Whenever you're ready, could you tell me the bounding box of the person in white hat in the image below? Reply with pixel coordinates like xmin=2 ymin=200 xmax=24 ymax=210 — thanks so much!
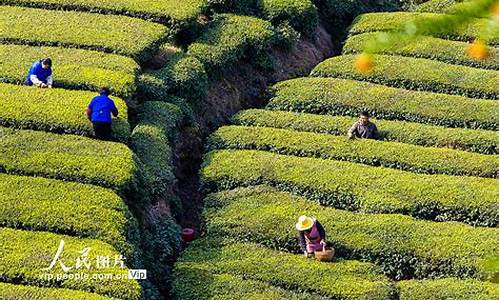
xmin=296 ymin=215 xmax=327 ymax=257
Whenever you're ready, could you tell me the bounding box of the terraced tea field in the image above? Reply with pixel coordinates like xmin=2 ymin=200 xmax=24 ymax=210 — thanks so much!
xmin=0 ymin=0 xmax=497 ymax=299
xmin=0 ymin=0 xmax=203 ymax=298
xmin=173 ymin=0 xmax=500 ymax=299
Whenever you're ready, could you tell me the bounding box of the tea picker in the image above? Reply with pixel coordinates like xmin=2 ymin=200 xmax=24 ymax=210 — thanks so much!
xmin=348 ymin=110 xmax=379 ymax=140
xmin=85 ymin=87 xmax=119 ymax=141
xmin=296 ymin=215 xmax=326 ymax=257
xmin=26 ymin=57 xmax=53 ymax=88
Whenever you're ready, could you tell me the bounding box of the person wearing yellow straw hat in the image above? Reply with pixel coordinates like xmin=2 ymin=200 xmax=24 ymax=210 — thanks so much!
xmin=296 ymin=215 xmax=327 ymax=258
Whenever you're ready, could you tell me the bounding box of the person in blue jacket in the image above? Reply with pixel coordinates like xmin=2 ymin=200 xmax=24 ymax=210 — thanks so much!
xmin=85 ymin=87 xmax=119 ymax=140
xmin=26 ymin=58 xmax=53 ymax=88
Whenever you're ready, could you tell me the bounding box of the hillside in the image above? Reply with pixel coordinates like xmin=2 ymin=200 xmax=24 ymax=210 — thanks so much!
xmin=0 ymin=0 xmax=498 ymax=299
xmin=173 ymin=0 xmax=499 ymax=299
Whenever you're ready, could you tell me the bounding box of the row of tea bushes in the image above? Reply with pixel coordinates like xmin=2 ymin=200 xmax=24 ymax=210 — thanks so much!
xmin=202 ymin=149 xmax=499 ymax=226
xmin=173 ymin=271 xmax=315 ymax=300
xmin=398 ymin=278 xmax=498 ymax=300
xmin=174 ymin=237 xmax=394 ymax=299
xmin=232 ymin=109 xmax=499 ymax=154
xmin=415 ymin=0 xmax=473 ymax=13
xmin=0 ymin=126 xmax=140 ymax=193
xmin=0 ymin=83 xmax=130 ymax=141
xmin=138 ymin=44 xmax=208 ymax=104
xmin=0 ymin=283 xmax=120 ymax=300
xmin=0 ymin=172 xmax=139 ymax=259
xmin=188 ymin=14 xmax=275 ymax=73
xmin=268 ymin=77 xmax=498 ymax=130
xmin=258 ymin=0 xmax=318 ymax=36
xmin=348 ymin=12 xmax=499 ymax=45
xmin=207 ymin=0 xmax=318 ymax=36
xmin=0 ymin=44 xmax=138 ymax=97
xmin=0 ymin=5 xmax=168 ymax=62
xmin=209 ymin=125 xmax=498 ymax=177
xmin=203 ymin=186 xmax=498 ymax=279
xmin=0 ymin=0 xmax=208 ymax=25
xmin=132 ymin=101 xmax=184 ymax=198
xmin=343 ymin=32 xmax=499 ymax=70
xmin=311 ymin=54 xmax=499 ymax=99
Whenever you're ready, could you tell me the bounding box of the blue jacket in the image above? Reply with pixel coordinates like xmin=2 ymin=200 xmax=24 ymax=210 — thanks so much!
xmin=26 ymin=61 xmax=52 ymax=85
xmin=88 ymin=95 xmax=118 ymax=123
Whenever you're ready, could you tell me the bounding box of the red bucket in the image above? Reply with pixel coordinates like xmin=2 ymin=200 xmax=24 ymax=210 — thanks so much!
xmin=181 ymin=228 xmax=195 ymax=243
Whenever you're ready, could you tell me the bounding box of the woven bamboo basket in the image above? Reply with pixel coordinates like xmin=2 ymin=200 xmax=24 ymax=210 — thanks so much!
xmin=315 ymin=247 xmax=335 ymax=262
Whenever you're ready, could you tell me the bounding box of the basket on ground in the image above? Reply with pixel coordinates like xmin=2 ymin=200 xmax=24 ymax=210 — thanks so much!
xmin=315 ymin=247 xmax=335 ymax=262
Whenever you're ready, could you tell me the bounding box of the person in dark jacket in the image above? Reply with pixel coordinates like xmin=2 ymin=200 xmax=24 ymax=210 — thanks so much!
xmin=348 ymin=110 xmax=379 ymax=140
xmin=85 ymin=87 xmax=118 ymax=140
xmin=26 ymin=58 xmax=53 ymax=88
xmin=296 ymin=215 xmax=327 ymax=258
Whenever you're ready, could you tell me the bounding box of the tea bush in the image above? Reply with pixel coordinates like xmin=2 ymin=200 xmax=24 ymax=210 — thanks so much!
xmin=0 ymin=44 xmax=138 ymax=97
xmin=0 ymin=83 xmax=130 ymax=141
xmin=175 ymin=237 xmax=394 ymax=299
xmin=0 ymin=283 xmax=120 ymax=300
xmin=188 ymin=14 xmax=275 ymax=73
xmin=204 ymin=186 xmax=498 ymax=279
xmin=348 ymin=12 xmax=498 ymax=45
xmin=0 ymin=172 xmax=139 ymax=259
xmin=0 ymin=5 xmax=168 ymax=62
xmin=233 ymin=109 xmax=499 ymax=154
xmin=398 ymin=278 xmax=498 ymax=300
xmin=209 ymin=125 xmax=498 ymax=177
xmin=343 ymin=33 xmax=499 ymax=70
xmin=0 ymin=227 xmax=143 ymax=300
xmin=202 ymin=150 xmax=498 ymax=226
xmin=311 ymin=54 xmax=499 ymax=99
xmin=0 ymin=127 xmax=139 ymax=192
xmin=269 ymin=78 xmax=498 ymax=130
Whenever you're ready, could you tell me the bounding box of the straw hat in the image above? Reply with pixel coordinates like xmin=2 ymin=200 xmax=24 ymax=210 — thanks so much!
xmin=295 ymin=215 xmax=315 ymax=231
